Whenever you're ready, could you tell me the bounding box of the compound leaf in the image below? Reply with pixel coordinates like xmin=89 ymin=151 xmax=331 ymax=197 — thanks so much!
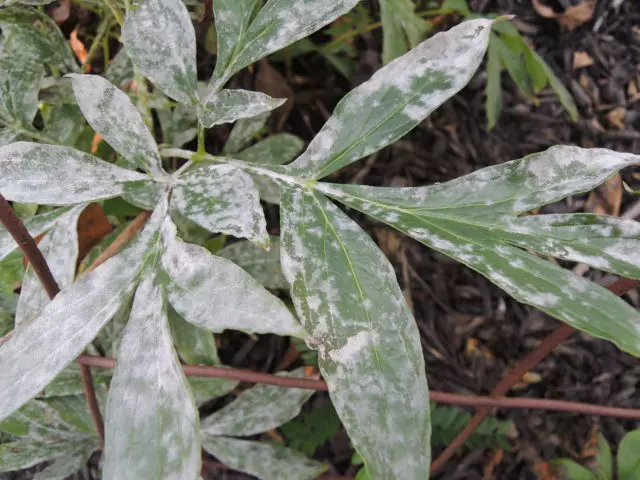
xmin=68 ymin=74 xmax=165 ymax=177
xmin=123 ymin=0 xmax=199 ymax=105
xmin=172 ymin=164 xmax=268 ymax=247
xmin=202 ymin=436 xmax=326 ymax=480
xmin=0 ymin=142 xmax=151 ymax=205
xmin=284 ymin=18 xmax=492 ymax=179
xmin=103 ymin=268 xmax=200 ymax=480
xmin=160 ymin=215 xmax=306 ymax=338
xmin=201 ymin=368 xmax=313 ymax=437
xmin=280 ymin=186 xmax=430 ymax=479
xmin=201 ymin=89 xmax=285 ymax=128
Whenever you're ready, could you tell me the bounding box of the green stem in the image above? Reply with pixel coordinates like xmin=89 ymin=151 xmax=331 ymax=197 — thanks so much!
xmin=197 ymin=123 xmax=206 ymax=155
xmin=12 ymin=125 xmax=60 ymax=145
xmin=82 ymin=16 xmax=113 ymax=73
xmin=104 ymin=0 xmax=125 ymax=26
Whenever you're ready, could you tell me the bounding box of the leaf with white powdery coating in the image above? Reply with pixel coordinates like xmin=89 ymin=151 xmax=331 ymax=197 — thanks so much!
xmin=68 ymin=74 xmax=165 ymax=177
xmin=280 ymin=186 xmax=430 ymax=479
xmin=33 ymin=443 xmax=95 ymax=480
xmin=201 ymin=89 xmax=285 ymax=127
xmin=161 ymin=215 xmax=306 ymax=338
xmin=15 ymin=204 xmax=85 ymax=328
xmin=0 ymin=57 xmax=44 ymax=127
xmin=172 ymin=163 xmax=269 ymax=247
xmin=0 ymin=440 xmax=92 ymax=473
xmin=319 ymin=146 xmax=640 ymax=356
xmin=0 ymin=142 xmax=150 ymax=205
xmin=123 ymin=0 xmax=199 ymax=105
xmin=103 ymin=268 xmax=200 ymax=480
xmin=284 ymin=19 xmax=492 ymax=179
xmin=211 ymin=0 xmax=360 ymax=85
xmin=202 ymin=436 xmax=326 ymax=480
xmin=201 ymin=368 xmax=313 ymax=436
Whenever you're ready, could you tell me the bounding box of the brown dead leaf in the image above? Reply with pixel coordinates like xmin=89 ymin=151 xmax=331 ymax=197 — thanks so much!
xmin=532 ymin=0 xmax=595 ymax=31
xmin=586 ymin=173 xmax=622 ymax=216
xmin=533 ymin=461 xmax=559 ymax=480
xmin=69 ymin=28 xmax=90 ymax=70
xmin=572 ymin=51 xmax=593 ymax=70
xmin=255 ymin=59 xmax=294 ymax=131
xmin=605 ymin=106 xmax=626 ymax=130
xmin=91 ymin=133 xmax=103 ymax=153
xmin=76 ymin=203 xmax=112 ymax=269
xmin=483 ymin=448 xmax=504 ymax=480
xmin=580 ymin=426 xmax=600 ymax=459
xmin=465 ymin=338 xmax=494 ymax=359
xmin=303 ymin=365 xmax=320 ymax=378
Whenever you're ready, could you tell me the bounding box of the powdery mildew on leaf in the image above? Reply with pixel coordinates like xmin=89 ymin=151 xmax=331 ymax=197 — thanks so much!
xmin=160 ymin=215 xmax=307 ymax=338
xmin=122 ymin=180 xmax=165 ymax=210
xmin=123 ymin=0 xmax=199 ymax=105
xmin=0 ymin=57 xmax=44 ymax=126
xmin=218 ymin=237 xmax=289 ymax=290
xmin=222 ymin=112 xmax=269 ymax=155
xmin=201 ymin=368 xmax=313 ymax=437
xmin=68 ymin=74 xmax=165 ymax=177
xmin=201 ymin=89 xmax=286 ymax=127
xmin=31 ymin=443 xmax=94 ymax=480
xmin=202 ymin=436 xmax=326 ymax=480
xmin=0 ymin=439 xmax=91 ymax=473
xmin=0 ymin=400 xmax=85 ymax=441
xmin=0 ymin=142 xmax=149 ymax=205
xmin=284 ymin=18 xmax=492 ymax=179
xmin=280 ymin=186 xmax=430 ymax=479
xmin=15 ymin=204 xmax=85 ymax=328
xmin=103 ymin=269 xmax=200 ymax=480
xmin=172 ymin=164 xmax=269 ymax=247
xmin=0 ymin=207 xmax=73 ymax=261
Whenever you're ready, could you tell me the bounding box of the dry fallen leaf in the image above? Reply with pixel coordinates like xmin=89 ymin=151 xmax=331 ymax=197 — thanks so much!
xmin=532 ymin=461 xmax=559 ymax=480
xmin=605 ymin=106 xmax=626 ymax=130
xmin=585 ymin=173 xmax=622 ymax=216
xmin=69 ymin=28 xmax=90 ymax=70
xmin=572 ymin=51 xmax=594 ymax=70
xmin=76 ymin=203 xmax=112 ymax=268
xmin=532 ymin=0 xmax=595 ymax=31
xmin=580 ymin=425 xmax=600 ymax=458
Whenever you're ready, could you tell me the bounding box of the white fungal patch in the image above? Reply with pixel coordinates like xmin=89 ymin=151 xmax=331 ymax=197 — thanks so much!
xmin=328 ymin=331 xmax=375 ymax=363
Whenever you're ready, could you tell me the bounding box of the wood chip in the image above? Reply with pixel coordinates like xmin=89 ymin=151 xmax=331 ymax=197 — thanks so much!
xmin=572 ymin=51 xmax=594 ymax=70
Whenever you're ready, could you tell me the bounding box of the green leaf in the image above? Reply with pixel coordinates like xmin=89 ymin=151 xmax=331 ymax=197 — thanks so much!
xmin=222 ymin=112 xmax=269 ymax=155
xmin=550 ymin=459 xmax=598 ymax=480
xmin=0 ymin=200 xmax=168 ymax=421
xmin=201 ymin=368 xmax=314 ymax=436
xmin=103 ymin=268 xmax=200 ymax=480
xmin=201 ymin=89 xmax=286 ymax=128
xmin=379 ymin=0 xmax=428 ymax=64
xmin=0 ymin=207 xmax=73 ymax=261
xmin=122 ymin=180 xmax=165 ymax=210
xmin=532 ymin=50 xmax=578 ymax=121
xmin=202 ymin=436 xmax=326 ymax=480
xmin=123 ymin=0 xmax=199 ymax=105
xmin=492 ymin=33 xmax=532 ymax=97
xmin=161 ymin=215 xmax=307 ymax=337
xmin=618 ymin=430 xmax=640 ymax=480
xmin=15 ymin=204 xmax=85 ymax=328
xmin=0 ymin=439 xmax=91 ymax=472
xmin=218 ymin=236 xmax=289 ymax=290
xmin=210 ymin=0 xmax=359 ymax=86
xmin=42 ymin=104 xmax=86 ymax=147
xmin=280 ymin=403 xmax=342 ymax=457
xmin=0 ymin=8 xmax=77 ymax=72
xmin=284 ymin=19 xmax=492 ymax=179
xmin=33 ymin=443 xmax=94 ymax=480
xmin=280 ymin=186 xmax=430 ymax=479
xmin=485 ymin=34 xmax=503 ymax=129
xmin=595 ymin=433 xmax=612 ymax=479
xmin=68 ymin=74 xmax=165 ymax=177
xmin=0 ymin=142 xmax=151 ymax=205
xmin=318 ymin=146 xmax=640 ymax=356
xmin=44 ymin=394 xmax=103 ymax=435
xmin=172 ymin=164 xmax=269 ymax=247
xmin=523 ymin=47 xmax=549 ymax=93
xmin=0 ymin=57 xmax=44 ymax=127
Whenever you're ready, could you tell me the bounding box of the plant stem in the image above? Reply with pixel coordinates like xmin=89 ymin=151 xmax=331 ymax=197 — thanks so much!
xmin=74 ymin=354 xmax=640 ymax=419
xmin=12 ymin=126 xmax=60 ymax=145
xmin=104 ymin=0 xmax=124 ymax=26
xmin=197 ymin=123 xmax=206 ymax=155
xmin=82 ymin=16 xmax=113 ymax=74
xmin=0 ymin=195 xmax=105 ymax=445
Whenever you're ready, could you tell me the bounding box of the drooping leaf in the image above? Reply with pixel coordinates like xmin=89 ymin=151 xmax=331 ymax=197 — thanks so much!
xmin=210 ymin=0 xmax=360 ymax=86
xmin=319 ymin=146 xmax=640 ymax=356
xmin=201 ymin=368 xmax=314 ymax=436
xmin=235 ymin=133 xmax=305 ymax=166
xmin=0 ymin=439 xmax=91 ymax=473
xmin=618 ymin=430 xmax=640 ymax=480
xmin=15 ymin=204 xmax=85 ymax=328
xmin=201 ymin=89 xmax=285 ymax=128
xmin=0 ymin=8 xmax=77 ymax=72
xmin=172 ymin=164 xmax=269 ymax=247
xmin=160 ymin=215 xmax=307 ymax=338
xmin=218 ymin=237 xmax=289 ymax=290
xmin=284 ymin=19 xmax=492 ymax=179
xmin=0 ymin=57 xmax=44 ymax=127
xmin=202 ymin=436 xmax=327 ymax=480
xmin=379 ymin=0 xmax=429 ymax=64
xmin=103 ymin=268 xmax=200 ymax=480
xmin=33 ymin=443 xmax=94 ymax=480
xmin=123 ymin=0 xmax=199 ymax=105
xmin=222 ymin=112 xmax=269 ymax=155
xmin=0 ymin=207 xmax=73 ymax=261
xmin=280 ymin=186 xmax=430 ymax=479
xmin=68 ymin=74 xmax=165 ymax=177
xmin=0 ymin=142 xmax=151 ymax=205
